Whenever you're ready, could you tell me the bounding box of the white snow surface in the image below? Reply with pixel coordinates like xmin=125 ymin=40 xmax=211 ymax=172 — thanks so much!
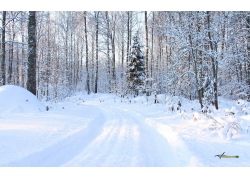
xmin=1 ymin=85 xmax=250 ymax=167
xmin=0 ymin=85 xmax=46 ymax=113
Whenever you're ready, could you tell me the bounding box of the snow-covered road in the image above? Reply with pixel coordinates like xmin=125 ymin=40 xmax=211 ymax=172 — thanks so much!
xmin=62 ymin=105 xmax=179 ymax=167
xmin=1 ymin=86 xmax=250 ymax=167
xmin=2 ymin=103 xmax=182 ymax=167
xmin=0 ymin=86 xmax=198 ymax=167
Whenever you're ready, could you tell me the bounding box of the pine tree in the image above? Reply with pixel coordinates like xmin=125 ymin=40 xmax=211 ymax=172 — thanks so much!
xmin=126 ymin=32 xmax=145 ymax=96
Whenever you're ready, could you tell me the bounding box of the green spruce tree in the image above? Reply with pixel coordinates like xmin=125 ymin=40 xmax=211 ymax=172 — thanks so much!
xmin=126 ymin=32 xmax=145 ymax=96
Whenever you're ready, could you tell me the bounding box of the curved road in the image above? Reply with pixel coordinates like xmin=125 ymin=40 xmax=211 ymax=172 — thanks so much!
xmin=5 ymin=104 xmax=186 ymax=167
xmin=63 ymin=105 xmax=178 ymax=166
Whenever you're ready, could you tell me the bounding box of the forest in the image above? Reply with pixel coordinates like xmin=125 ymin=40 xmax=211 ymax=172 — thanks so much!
xmin=1 ymin=11 xmax=250 ymax=110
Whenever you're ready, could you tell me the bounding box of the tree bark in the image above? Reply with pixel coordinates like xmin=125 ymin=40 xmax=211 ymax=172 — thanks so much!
xmin=145 ymin=11 xmax=149 ymax=79
xmin=94 ymin=12 xmax=99 ymax=93
xmin=111 ymin=13 xmax=116 ymax=92
xmin=126 ymin=11 xmax=130 ymax=64
xmin=246 ymin=13 xmax=250 ymax=100
xmin=145 ymin=11 xmax=149 ymax=96
xmin=21 ymin=11 xmax=25 ymax=87
xmin=8 ymin=16 xmax=15 ymax=84
xmin=46 ymin=13 xmax=51 ymax=100
xmin=1 ymin=11 xmax=6 ymax=85
xmin=121 ymin=14 xmax=125 ymax=71
xmin=16 ymin=37 xmax=19 ymax=85
xmin=151 ymin=12 xmax=154 ymax=80
xmin=106 ymin=11 xmax=111 ymax=93
xmin=84 ymin=11 xmax=90 ymax=94
xmin=27 ymin=11 xmax=37 ymax=96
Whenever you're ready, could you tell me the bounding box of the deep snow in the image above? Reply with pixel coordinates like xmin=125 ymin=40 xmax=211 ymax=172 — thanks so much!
xmin=1 ymin=85 xmax=250 ymax=167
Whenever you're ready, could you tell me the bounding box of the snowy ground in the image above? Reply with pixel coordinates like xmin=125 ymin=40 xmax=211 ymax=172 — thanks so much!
xmin=1 ymin=85 xmax=250 ymax=167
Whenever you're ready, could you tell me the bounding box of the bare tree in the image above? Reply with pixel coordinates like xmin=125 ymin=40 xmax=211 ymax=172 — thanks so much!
xmin=126 ymin=11 xmax=130 ymax=64
xmin=84 ymin=11 xmax=90 ymax=94
xmin=145 ymin=11 xmax=149 ymax=79
xmin=206 ymin=11 xmax=219 ymax=109
xmin=111 ymin=12 xmax=116 ymax=92
xmin=94 ymin=11 xmax=99 ymax=93
xmin=144 ymin=11 xmax=150 ymax=96
xmin=105 ymin=11 xmax=111 ymax=93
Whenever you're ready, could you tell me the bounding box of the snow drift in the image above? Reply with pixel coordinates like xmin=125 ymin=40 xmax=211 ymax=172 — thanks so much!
xmin=0 ymin=85 xmax=45 ymax=113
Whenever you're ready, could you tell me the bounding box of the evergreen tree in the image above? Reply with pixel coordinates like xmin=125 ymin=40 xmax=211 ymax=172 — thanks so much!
xmin=126 ymin=32 xmax=145 ymax=96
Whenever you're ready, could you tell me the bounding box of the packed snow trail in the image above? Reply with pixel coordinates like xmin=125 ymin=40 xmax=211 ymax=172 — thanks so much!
xmin=62 ymin=105 xmax=178 ymax=166
xmin=2 ymin=103 xmax=185 ymax=167
xmin=2 ymin=88 xmax=250 ymax=166
xmin=4 ymin=110 xmax=106 ymax=167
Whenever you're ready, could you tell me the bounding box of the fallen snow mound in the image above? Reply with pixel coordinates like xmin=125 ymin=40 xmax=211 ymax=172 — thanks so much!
xmin=0 ymin=85 xmax=45 ymax=113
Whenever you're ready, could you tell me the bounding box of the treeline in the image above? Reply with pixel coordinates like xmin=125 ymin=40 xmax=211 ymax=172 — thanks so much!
xmin=0 ymin=11 xmax=249 ymax=109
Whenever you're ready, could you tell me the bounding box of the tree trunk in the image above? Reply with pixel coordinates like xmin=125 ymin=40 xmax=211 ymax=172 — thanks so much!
xmin=126 ymin=11 xmax=130 ymax=64
xmin=84 ymin=11 xmax=90 ymax=94
xmin=151 ymin=12 xmax=154 ymax=80
xmin=65 ymin=14 xmax=69 ymax=92
xmin=8 ymin=17 xmax=15 ymax=84
xmin=189 ymin=32 xmax=203 ymax=109
xmin=16 ymin=38 xmax=19 ymax=85
xmin=21 ymin=11 xmax=25 ymax=87
xmin=145 ymin=11 xmax=149 ymax=96
xmin=111 ymin=13 xmax=116 ymax=92
xmin=246 ymin=13 xmax=250 ymax=100
xmin=70 ymin=20 xmax=73 ymax=91
xmin=46 ymin=13 xmax=51 ymax=100
xmin=145 ymin=11 xmax=149 ymax=79
xmin=206 ymin=11 xmax=218 ymax=110
xmin=91 ymin=30 xmax=95 ymax=92
xmin=106 ymin=11 xmax=111 ymax=93
xmin=129 ymin=12 xmax=132 ymax=49
xmin=94 ymin=12 xmax=99 ymax=93
xmin=1 ymin=11 xmax=6 ymax=85
xmin=121 ymin=16 xmax=124 ymax=71
xmin=27 ymin=11 xmax=37 ymax=96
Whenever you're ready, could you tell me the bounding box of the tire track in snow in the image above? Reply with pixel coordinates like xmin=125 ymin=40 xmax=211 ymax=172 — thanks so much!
xmin=113 ymin=106 xmax=203 ymax=166
xmin=113 ymin=107 xmax=178 ymax=166
xmin=145 ymin=118 xmax=203 ymax=166
xmin=3 ymin=108 xmax=107 ymax=167
xmin=63 ymin=106 xmax=178 ymax=166
xmin=62 ymin=107 xmax=140 ymax=166
xmin=4 ymin=103 xmax=197 ymax=167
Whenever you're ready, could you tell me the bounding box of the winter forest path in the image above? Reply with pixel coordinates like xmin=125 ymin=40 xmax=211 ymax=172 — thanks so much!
xmin=2 ymin=87 xmax=250 ymax=167
xmin=62 ymin=105 xmax=178 ymax=166
xmin=3 ymin=98 xmax=190 ymax=167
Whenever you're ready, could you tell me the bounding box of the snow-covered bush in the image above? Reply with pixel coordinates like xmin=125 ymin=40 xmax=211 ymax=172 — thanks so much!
xmin=236 ymin=99 xmax=250 ymax=115
xmin=219 ymin=122 xmax=241 ymax=140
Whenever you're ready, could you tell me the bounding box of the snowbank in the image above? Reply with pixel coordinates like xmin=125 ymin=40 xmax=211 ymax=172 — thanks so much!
xmin=0 ymin=85 xmax=45 ymax=113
